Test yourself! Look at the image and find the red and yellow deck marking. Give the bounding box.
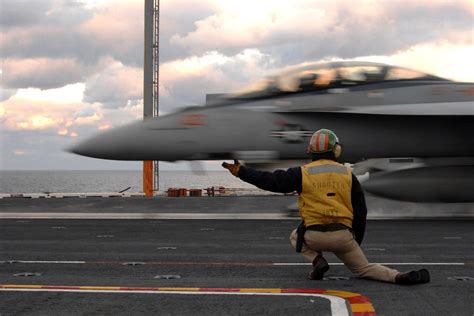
[0,285,376,315]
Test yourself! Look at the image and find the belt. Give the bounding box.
[306,223,349,232]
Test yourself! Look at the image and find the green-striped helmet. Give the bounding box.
[307,129,339,153]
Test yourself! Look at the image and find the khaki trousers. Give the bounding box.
[290,228,399,283]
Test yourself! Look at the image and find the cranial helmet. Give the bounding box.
[307,129,339,154]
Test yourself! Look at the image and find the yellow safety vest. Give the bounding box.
[298,159,353,228]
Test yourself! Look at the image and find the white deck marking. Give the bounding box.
[1,260,87,264]
[0,289,349,316]
[3,212,468,220]
[1,260,465,266]
[0,212,295,220]
[273,262,465,266]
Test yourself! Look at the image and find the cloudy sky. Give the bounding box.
[1,0,473,170]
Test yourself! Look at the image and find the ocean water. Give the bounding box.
[0,170,256,193]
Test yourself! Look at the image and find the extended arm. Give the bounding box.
[237,165,302,194]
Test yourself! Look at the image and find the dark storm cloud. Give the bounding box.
[2,57,91,90]
[159,1,216,62]
[1,27,90,61]
[2,0,471,93]
[0,0,95,62]
[0,0,214,67]
[2,0,471,105]
[0,1,145,96]
[0,17,138,67]
[0,0,53,29]
[0,1,140,66]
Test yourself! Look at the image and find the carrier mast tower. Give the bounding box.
[143,0,160,196]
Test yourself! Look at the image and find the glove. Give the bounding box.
[222,160,241,177]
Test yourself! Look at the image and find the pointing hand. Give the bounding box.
[222,160,241,177]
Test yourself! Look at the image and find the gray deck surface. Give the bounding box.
[0,197,473,315]
[1,195,473,219]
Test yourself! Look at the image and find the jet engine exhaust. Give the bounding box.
[363,165,474,203]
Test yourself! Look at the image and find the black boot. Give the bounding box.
[395,269,430,285]
[308,255,329,280]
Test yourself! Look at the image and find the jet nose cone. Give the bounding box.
[67,133,115,160]
[67,122,141,160]
[67,140,94,158]
[67,116,203,161]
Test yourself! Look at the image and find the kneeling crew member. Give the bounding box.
[222,129,430,285]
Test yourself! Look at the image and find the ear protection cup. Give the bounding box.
[333,144,342,159]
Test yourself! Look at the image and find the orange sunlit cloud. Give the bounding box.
[17,115,56,130]
[98,124,111,130]
[58,128,69,136]
[14,150,28,156]
[1,95,105,134]
[57,128,79,137]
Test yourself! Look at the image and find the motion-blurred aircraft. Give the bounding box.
[70,61,474,202]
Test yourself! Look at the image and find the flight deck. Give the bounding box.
[0,196,473,315]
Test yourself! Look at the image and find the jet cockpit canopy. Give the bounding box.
[231,61,447,99]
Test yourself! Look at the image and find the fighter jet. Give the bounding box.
[70,61,474,202]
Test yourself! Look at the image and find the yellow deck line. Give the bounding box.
[352,303,376,313]
[239,288,282,293]
[1,285,43,289]
[0,284,375,314]
[324,290,360,298]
